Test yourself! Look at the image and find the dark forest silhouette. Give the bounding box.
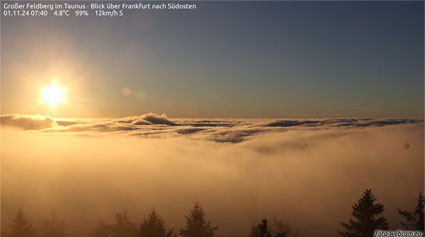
[2,192,424,237]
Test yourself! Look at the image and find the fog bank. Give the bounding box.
[1,118,423,236]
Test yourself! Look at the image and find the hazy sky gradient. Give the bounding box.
[1,1,423,118]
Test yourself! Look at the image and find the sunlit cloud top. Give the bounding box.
[1,113,423,143]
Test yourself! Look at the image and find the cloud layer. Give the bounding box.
[0,114,55,130]
[1,113,423,237]
[1,113,423,143]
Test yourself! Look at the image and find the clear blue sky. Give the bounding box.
[1,1,424,118]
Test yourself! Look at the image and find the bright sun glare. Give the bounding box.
[41,83,65,107]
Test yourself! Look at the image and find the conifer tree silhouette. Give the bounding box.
[7,208,38,237]
[40,210,67,237]
[250,219,272,237]
[91,211,138,237]
[398,192,424,231]
[339,189,389,237]
[250,219,287,237]
[180,202,218,237]
[139,209,174,237]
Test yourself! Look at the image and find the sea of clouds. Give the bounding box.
[1,113,422,143]
[1,113,424,237]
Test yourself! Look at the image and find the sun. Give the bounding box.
[41,83,65,107]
